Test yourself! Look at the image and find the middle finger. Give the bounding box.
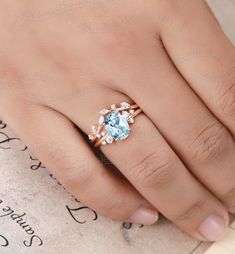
[56,88,228,241]
[119,39,235,213]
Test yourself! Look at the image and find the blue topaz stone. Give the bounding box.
[104,111,130,140]
[89,102,142,147]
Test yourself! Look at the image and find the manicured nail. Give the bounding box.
[128,206,159,225]
[198,214,227,241]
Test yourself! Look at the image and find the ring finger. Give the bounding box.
[55,87,229,242]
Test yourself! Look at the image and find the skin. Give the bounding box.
[1,0,235,241]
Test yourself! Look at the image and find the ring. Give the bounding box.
[88,102,142,147]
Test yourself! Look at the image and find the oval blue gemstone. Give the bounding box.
[104,111,130,140]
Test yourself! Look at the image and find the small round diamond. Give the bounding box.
[106,136,114,144]
[121,102,130,108]
[92,125,97,134]
[88,135,94,140]
[122,111,130,118]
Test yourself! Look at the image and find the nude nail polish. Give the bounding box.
[128,206,159,225]
[198,214,227,241]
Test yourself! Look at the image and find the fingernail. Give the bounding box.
[198,214,227,241]
[128,206,159,225]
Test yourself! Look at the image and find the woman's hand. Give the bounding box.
[1,0,235,242]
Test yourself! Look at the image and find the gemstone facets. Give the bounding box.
[88,101,142,147]
[104,111,130,140]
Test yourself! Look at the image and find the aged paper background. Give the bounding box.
[0,1,235,253]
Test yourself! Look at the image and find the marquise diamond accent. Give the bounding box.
[100,109,110,115]
[98,115,105,125]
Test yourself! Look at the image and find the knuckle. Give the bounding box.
[216,82,235,117]
[188,121,229,163]
[98,29,135,56]
[174,199,206,223]
[102,199,126,220]
[129,150,175,189]
[52,155,93,189]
